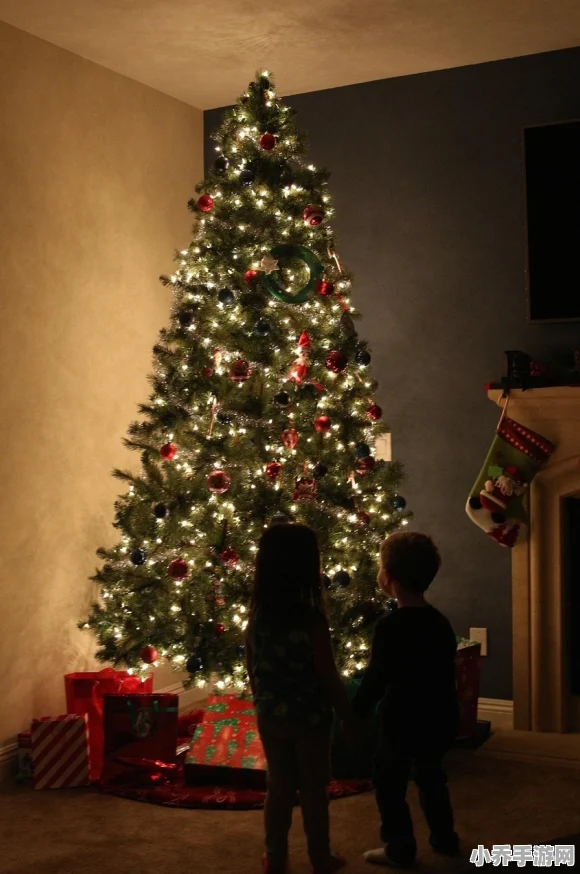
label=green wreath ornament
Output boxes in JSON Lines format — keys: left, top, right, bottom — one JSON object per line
{"left": 261, "top": 244, "right": 323, "bottom": 304}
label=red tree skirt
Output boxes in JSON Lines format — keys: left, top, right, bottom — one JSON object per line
{"left": 102, "top": 766, "right": 371, "bottom": 810}
{"left": 100, "top": 710, "right": 371, "bottom": 810}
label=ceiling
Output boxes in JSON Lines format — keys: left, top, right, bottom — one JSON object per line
{"left": 1, "top": 0, "right": 580, "bottom": 109}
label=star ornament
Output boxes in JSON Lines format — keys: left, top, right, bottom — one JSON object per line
{"left": 260, "top": 254, "right": 279, "bottom": 275}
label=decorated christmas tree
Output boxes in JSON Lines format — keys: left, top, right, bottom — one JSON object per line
{"left": 83, "top": 71, "right": 411, "bottom": 691}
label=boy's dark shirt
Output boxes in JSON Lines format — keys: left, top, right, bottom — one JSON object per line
{"left": 352, "top": 604, "right": 458, "bottom": 742}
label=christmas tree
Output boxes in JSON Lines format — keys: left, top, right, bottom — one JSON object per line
{"left": 83, "top": 71, "right": 411, "bottom": 691}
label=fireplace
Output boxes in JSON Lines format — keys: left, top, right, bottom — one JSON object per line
{"left": 564, "top": 497, "right": 580, "bottom": 697}
{"left": 488, "top": 388, "right": 580, "bottom": 733}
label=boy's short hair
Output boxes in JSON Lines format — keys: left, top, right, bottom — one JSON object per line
{"left": 380, "top": 532, "right": 441, "bottom": 594}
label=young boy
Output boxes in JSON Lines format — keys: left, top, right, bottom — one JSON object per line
{"left": 352, "top": 531, "right": 459, "bottom": 868}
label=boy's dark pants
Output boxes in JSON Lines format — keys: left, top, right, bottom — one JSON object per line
{"left": 373, "top": 733, "right": 456, "bottom": 862}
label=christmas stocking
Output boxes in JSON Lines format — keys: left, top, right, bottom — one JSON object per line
{"left": 466, "top": 415, "right": 555, "bottom": 547}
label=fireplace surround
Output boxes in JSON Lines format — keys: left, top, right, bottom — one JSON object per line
{"left": 488, "top": 388, "right": 580, "bottom": 733}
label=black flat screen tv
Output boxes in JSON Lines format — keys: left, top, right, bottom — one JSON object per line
{"left": 523, "top": 119, "right": 580, "bottom": 322}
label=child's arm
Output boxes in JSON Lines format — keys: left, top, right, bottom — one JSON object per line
{"left": 308, "top": 615, "right": 352, "bottom": 721}
{"left": 245, "top": 635, "right": 257, "bottom": 699}
{"left": 351, "top": 620, "right": 390, "bottom": 718}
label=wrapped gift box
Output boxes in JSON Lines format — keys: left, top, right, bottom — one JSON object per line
{"left": 65, "top": 667, "right": 153, "bottom": 782}
{"left": 102, "top": 692, "right": 178, "bottom": 787}
{"left": 31, "top": 714, "right": 89, "bottom": 789}
{"left": 455, "top": 637, "right": 482, "bottom": 740}
{"left": 16, "top": 730, "right": 33, "bottom": 782}
{"left": 185, "top": 695, "right": 266, "bottom": 789}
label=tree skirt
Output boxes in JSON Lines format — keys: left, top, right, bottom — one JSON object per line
{"left": 102, "top": 767, "right": 371, "bottom": 810}
{"left": 100, "top": 710, "right": 371, "bottom": 810}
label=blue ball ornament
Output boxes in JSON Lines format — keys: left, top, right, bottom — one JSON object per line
{"left": 392, "top": 495, "right": 407, "bottom": 511}
{"left": 130, "top": 548, "right": 147, "bottom": 566}
{"left": 255, "top": 318, "right": 271, "bottom": 336}
{"left": 218, "top": 288, "right": 235, "bottom": 307}
{"left": 240, "top": 168, "right": 255, "bottom": 186}
{"left": 214, "top": 155, "right": 229, "bottom": 174}
{"left": 334, "top": 570, "right": 351, "bottom": 588}
{"left": 355, "top": 349, "right": 371, "bottom": 367}
{"left": 186, "top": 655, "right": 204, "bottom": 674}
{"left": 355, "top": 443, "right": 370, "bottom": 458}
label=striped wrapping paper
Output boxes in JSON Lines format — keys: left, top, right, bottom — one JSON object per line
{"left": 31, "top": 714, "right": 90, "bottom": 789}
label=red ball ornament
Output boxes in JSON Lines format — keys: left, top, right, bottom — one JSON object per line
{"left": 326, "top": 350, "right": 348, "bottom": 374}
{"left": 215, "top": 622, "right": 226, "bottom": 637}
{"left": 140, "top": 645, "right": 158, "bottom": 664}
{"left": 207, "top": 469, "right": 231, "bottom": 494}
{"left": 229, "top": 359, "right": 251, "bottom": 382}
{"left": 356, "top": 456, "right": 376, "bottom": 476}
{"left": 314, "top": 415, "right": 331, "bottom": 434}
{"left": 367, "top": 403, "right": 383, "bottom": 421}
{"left": 168, "top": 558, "right": 189, "bottom": 580}
{"left": 197, "top": 194, "right": 214, "bottom": 213}
{"left": 202, "top": 366, "right": 213, "bottom": 377}
{"left": 220, "top": 547, "right": 239, "bottom": 566}
{"left": 303, "top": 204, "right": 325, "bottom": 226}
{"left": 244, "top": 269, "right": 259, "bottom": 285}
{"left": 160, "top": 442, "right": 177, "bottom": 461}
{"left": 259, "top": 132, "right": 276, "bottom": 150}
{"left": 316, "top": 280, "right": 334, "bottom": 297}
{"left": 266, "top": 461, "right": 282, "bottom": 479}
{"left": 282, "top": 428, "right": 299, "bottom": 450}
{"left": 357, "top": 511, "right": 371, "bottom": 525}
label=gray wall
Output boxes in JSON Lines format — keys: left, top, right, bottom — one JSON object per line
{"left": 205, "top": 48, "right": 580, "bottom": 700}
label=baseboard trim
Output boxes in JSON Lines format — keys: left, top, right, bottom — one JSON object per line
{"left": 478, "top": 698, "right": 514, "bottom": 730}
{"left": 0, "top": 741, "right": 17, "bottom": 765}
{"left": 0, "top": 741, "right": 17, "bottom": 783}
{"left": 156, "top": 680, "right": 207, "bottom": 713}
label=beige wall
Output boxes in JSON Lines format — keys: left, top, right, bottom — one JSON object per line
{"left": 0, "top": 22, "right": 203, "bottom": 757}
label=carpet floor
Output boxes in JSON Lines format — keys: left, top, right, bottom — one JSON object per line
{"left": 2, "top": 749, "right": 580, "bottom": 874}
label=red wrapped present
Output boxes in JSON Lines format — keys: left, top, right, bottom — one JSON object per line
{"left": 203, "top": 695, "right": 257, "bottom": 722}
{"left": 16, "top": 730, "right": 33, "bottom": 783}
{"left": 185, "top": 695, "right": 267, "bottom": 789}
{"left": 31, "top": 715, "right": 89, "bottom": 789}
{"left": 455, "top": 638, "right": 482, "bottom": 739}
{"left": 65, "top": 667, "right": 153, "bottom": 781}
{"left": 102, "top": 693, "right": 178, "bottom": 787}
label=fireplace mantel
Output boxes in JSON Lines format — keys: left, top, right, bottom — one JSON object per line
{"left": 488, "top": 387, "right": 580, "bottom": 732}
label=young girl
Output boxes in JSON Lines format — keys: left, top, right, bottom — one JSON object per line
{"left": 246, "top": 523, "right": 353, "bottom": 874}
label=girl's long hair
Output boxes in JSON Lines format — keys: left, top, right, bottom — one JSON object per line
{"left": 250, "top": 523, "right": 326, "bottom": 625}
